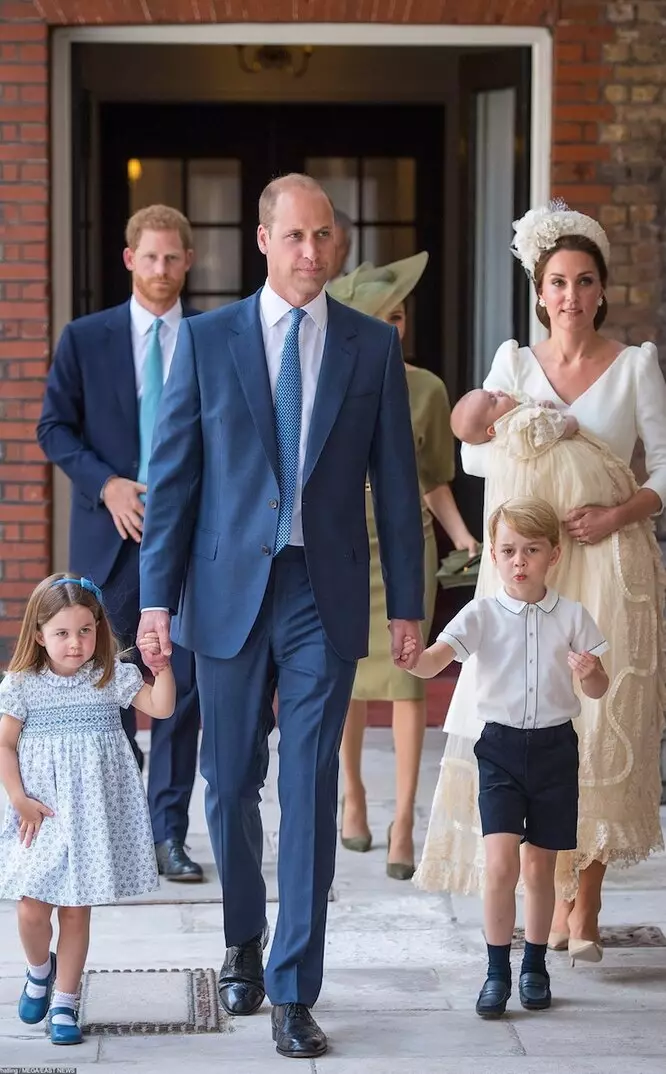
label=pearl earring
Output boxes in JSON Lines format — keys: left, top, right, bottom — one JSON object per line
{"left": 538, "top": 297, "right": 546, "bottom": 308}
{"left": 598, "top": 296, "right": 604, "bottom": 307}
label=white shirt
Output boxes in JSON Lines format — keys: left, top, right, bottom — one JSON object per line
{"left": 461, "top": 340, "right": 666, "bottom": 507}
{"left": 439, "top": 588, "right": 608, "bottom": 730}
{"left": 259, "top": 281, "right": 328, "bottom": 546}
{"left": 129, "top": 295, "right": 183, "bottom": 396}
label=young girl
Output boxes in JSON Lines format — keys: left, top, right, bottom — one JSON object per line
{"left": 0, "top": 573, "right": 175, "bottom": 1046}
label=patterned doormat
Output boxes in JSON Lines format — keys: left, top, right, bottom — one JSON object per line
{"left": 79, "top": 967, "right": 228, "bottom": 1035}
{"left": 512, "top": 925, "right": 666, "bottom": 949}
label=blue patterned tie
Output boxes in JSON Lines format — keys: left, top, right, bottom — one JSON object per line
{"left": 274, "top": 307, "right": 306, "bottom": 554}
{"left": 138, "top": 317, "right": 164, "bottom": 486}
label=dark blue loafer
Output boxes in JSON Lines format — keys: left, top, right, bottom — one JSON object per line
{"left": 475, "top": 976, "right": 511, "bottom": 1019}
{"left": 18, "top": 952, "right": 56, "bottom": 1024}
{"left": 519, "top": 970, "right": 551, "bottom": 1010}
{"left": 47, "top": 1006, "right": 83, "bottom": 1045}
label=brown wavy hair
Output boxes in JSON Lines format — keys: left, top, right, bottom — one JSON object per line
{"left": 7, "top": 574, "right": 117, "bottom": 687}
{"left": 533, "top": 234, "right": 609, "bottom": 331}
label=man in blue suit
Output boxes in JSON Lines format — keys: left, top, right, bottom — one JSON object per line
{"left": 137, "top": 175, "right": 424, "bottom": 1058}
{"left": 37, "top": 205, "right": 203, "bottom": 883}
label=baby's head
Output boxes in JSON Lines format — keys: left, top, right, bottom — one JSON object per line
{"left": 451, "top": 388, "right": 517, "bottom": 444}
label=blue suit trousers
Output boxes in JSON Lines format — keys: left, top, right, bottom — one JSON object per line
{"left": 196, "top": 547, "right": 357, "bottom": 1007}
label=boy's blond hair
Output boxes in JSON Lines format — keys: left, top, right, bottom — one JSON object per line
{"left": 125, "top": 205, "right": 193, "bottom": 252}
{"left": 488, "top": 496, "right": 560, "bottom": 548}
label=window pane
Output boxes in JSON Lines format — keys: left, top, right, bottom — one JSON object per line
{"left": 361, "top": 226, "right": 415, "bottom": 266}
{"left": 188, "top": 294, "right": 237, "bottom": 312}
{"left": 362, "top": 159, "right": 415, "bottom": 222}
{"left": 189, "top": 228, "right": 241, "bottom": 292}
{"left": 187, "top": 160, "right": 241, "bottom": 223}
{"left": 128, "top": 159, "right": 183, "bottom": 214}
{"left": 305, "top": 157, "right": 359, "bottom": 220}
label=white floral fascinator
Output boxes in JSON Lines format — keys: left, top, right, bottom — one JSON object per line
{"left": 511, "top": 199, "right": 611, "bottom": 280}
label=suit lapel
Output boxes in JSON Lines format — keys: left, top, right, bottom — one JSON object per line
{"left": 304, "top": 297, "right": 358, "bottom": 485}
{"left": 105, "top": 302, "right": 139, "bottom": 439}
{"left": 229, "top": 293, "right": 280, "bottom": 481}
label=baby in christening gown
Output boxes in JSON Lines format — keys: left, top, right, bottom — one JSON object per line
{"left": 414, "top": 388, "right": 666, "bottom": 899}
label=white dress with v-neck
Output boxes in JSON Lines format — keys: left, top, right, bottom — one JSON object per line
{"left": 414, "top": 340, "right": 666, "bottom": 900}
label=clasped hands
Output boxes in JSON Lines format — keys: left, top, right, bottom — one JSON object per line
{"left": 564, "top": 504, "right": 617, "bottom": 546}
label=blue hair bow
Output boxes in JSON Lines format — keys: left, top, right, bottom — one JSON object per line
{"left": 51, "top": 576, "right": 104, "bottom": 605}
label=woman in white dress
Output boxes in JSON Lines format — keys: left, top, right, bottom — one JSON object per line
{"left": 414, "top": 203, "right": 666, "bottom": 964}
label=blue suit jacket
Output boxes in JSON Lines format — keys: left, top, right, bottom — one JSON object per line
{"left": 37, "top": 300, "right": 200, "bottom": 586}
{"left": 139, "top": 291, "right": 425, "bottom": 662}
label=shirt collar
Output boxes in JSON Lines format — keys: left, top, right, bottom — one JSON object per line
{"left": 260, "top": 280, "right": 328, "bottom": 332}
{"left": 130, "top": 294, "right": 182, "bottom": 336}
{"left": 496, "top": 587, "right": 560, "bottom": 615}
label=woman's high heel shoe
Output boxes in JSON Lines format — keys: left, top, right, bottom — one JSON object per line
{"left": 568, "top": 937, "right": 603, "bottom": 967}
{"left": 386, "top": 822, "right": 415, "bottom": 881}
{"left": 340, "top": 796, "right": 372, "bottom": 853}
{"left": 547, "top": 931, "right": 570, "bottom": 952}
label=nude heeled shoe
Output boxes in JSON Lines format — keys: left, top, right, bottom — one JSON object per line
{"left": 568, "top": 937, "right": 603, "bottom": 966}
{"left": 547, "top": 931, "right": 570, "bottom": 952}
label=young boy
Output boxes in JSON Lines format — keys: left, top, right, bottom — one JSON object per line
{"left": 404, "top": 496, "right": 609, "bottom": 1018}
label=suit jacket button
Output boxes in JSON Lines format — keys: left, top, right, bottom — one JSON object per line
{"left": 269, "top": 499, "right": 278, "bottom": 509}
{"left": 261, "top": 545, "right": 272, "bottom": 556}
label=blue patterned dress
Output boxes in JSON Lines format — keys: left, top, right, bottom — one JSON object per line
{"left": 0, "top": 658, "right": 159, "bottom": 906}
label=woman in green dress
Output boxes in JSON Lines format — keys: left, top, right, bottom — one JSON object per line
{"left": 328, "top": 253, "right": 478, "bottom": 878}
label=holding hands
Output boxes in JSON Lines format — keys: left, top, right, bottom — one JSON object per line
{"left": 389, "top": 620, "right": 423, "bottom": 670}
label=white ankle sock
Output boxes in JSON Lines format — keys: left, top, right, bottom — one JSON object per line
{"left": 50, "top": 989, "right": 78, "bottom": 1025}
{"left": 24, "top": 955, "right": 52, "bottom": 999}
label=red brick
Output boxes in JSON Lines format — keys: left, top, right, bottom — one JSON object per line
{"left": 0, "top": 105, "right": 47, "bottom": 123}
{"left": 0, "top": 582, "right": 40, "bottom": 600}
{"left": 552, "top": 144, "right": 611, "bottom": 161}
{"left": 0, "top": 65, "right": 47, "bottom": 84}
{"left": 0, "top": 26, "right": 47, "bottom": 43}
{"left": 555, "top": 104, "right": 615, "bottom": 122}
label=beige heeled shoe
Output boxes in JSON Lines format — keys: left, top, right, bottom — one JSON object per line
{"left": 568, "top": 937, "right": 603, "bottom": 967}
{"left": 547, "top": 931, "right": 570, "bottom": 952}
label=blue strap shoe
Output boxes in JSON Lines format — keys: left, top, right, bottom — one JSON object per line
{"left": 519, "top": 970, "right": 552, "bottom": 1010}
{"left": 18, "top": 952, "right": 56, "bottom": 1024}
{"left": 475, "top": 976, "right": 511, "bottom": 1019}
{"left": 47, "top": 1005, "right": 83, "bottom": 1045}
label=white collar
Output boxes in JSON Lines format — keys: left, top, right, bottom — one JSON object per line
{"left": 495, "top": 587, "right": 560, "bottom": 615}
{"left": 260, "top": 280, "right": 328, "bottom": 332}
{"left": 130, "top": 294, "right": 182, "bottom": 336}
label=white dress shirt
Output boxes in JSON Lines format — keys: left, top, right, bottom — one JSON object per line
{"left": 259, "top": 281, "right": 328, "bottom": 546}
{"left": 439, "top": 588, "right": 608, "bottom": 730}
{"left": 129, "top": 295, "right": 183, "bottom": 395}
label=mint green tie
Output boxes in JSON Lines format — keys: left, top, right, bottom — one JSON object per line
{"left": 138, "top": 318, "right": 163, "bottom": 485}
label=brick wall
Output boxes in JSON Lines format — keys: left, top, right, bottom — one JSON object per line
{"left": 0, "top": 4, "right": 49, "bottom": 663}
{"left": 0, "top": 0, "right": 665, "bottom": 658}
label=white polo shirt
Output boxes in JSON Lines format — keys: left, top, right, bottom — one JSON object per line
{"left": 439, "top": 588, "right": 608, "bottom": 730}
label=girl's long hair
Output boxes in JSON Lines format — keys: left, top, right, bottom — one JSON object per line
{"left": 7, "top": 573, "right": 117, "bottom": 687}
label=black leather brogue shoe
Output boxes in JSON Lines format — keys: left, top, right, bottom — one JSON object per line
{"left": 271, "top": 1003, "right": 327, "bottom": 1058}
{"left": 155, "top": 839, "right": 204, "bottom": 882}
{"left": 218, "top": 926, "right": 268, "bottom": 1016}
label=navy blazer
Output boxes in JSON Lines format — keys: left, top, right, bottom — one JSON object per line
{"left": 37, "top": 300, "right": 200, "bottom": 586}
{"left": 139, "top": 291, "right": 425, "bottom": 662}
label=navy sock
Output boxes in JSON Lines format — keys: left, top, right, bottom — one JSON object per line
{"left": 521, "top": 941, "right": 548, "bottom": 976}
{"left": 486, "top": 943, "right": 512, "bottom": 984}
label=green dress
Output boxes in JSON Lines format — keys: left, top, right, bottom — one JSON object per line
{"left": 352, "top": 366, "right": 455, "bottom": 702}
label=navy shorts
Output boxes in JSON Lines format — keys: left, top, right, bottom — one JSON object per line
{"left": 474, "top": 721, "right": 579, "bottom": 851}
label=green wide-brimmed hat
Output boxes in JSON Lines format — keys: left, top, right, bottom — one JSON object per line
{"left": 327, "top": 251, "right": 429, "bottom": 321}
